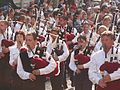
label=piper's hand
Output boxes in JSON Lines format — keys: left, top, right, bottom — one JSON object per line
{"left": 2, "top": 47, "right": 9, "bottom": 53}
{"left": 11, "top": 60, "right": 17, "bottom": 70}
{"left": 103, "top": 74, "right": 111, "bottom": 83}
{"left": 12, "top": 60, "right": 17, "bottom": 66}
{"left": 0, "top": 52, "right": 5, "bottom": 59}
{"left": 98, "top": 78, "right": 107, "bottom": 88}
{"left": 53, "top": 56, "right": 59, "bottom": 61}
{"left": 32, "top": 70, "right": 40, "bottom": 75}
{"left": 77, "top": 65, "right": 84, "bottom": 70}
{"left": 76, "top": 68, "right": 81, "bottom": 74}
{"left": 29, "top": 73, "right": 36, "bottom": 81}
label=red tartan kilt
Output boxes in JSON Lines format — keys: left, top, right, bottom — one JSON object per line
{"left": 32, "top": 57, "right": 60, "bottom": 77}
{"left": 96, "top": 79, "right": 120, "bottom": 90}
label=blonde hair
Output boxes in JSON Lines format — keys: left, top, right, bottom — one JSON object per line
{"left": 101, "top": 31, "right": 114, "bottom": 40}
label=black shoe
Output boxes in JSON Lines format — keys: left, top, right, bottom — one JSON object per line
{"left": 64, "top": 84, "right": 68, "bottom": 89}
{"left": 71, "top": 82, "right": 75, "bottom": 87}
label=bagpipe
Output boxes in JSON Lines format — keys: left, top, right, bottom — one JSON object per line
{"left": 100, "top": 46, "right": 120, "bottom": 74}
{"left": 65, "top": 33, "right": 75, "bottom": 51}
{"left": 100, "top": 61, "right": 120, "bottom": 74}
{"left": 73, "top": 28, "right": 95, "bottom": 66}
{"left": 74, "top": 46, "right": 91, "bottom": 66}
{"left": 31, "top": 56, "right": 60, "bottom": 77}
{"left": 97, "top": 47, "right": 120, "bottom": 90}
{"left": 65, "top": 25, "right": 76, "bottom": 50}
{"left": 74, "top": 52, "right": 90, "bottom": 66}
{"left": 65, "top": 33, "right": 74, "bottom": 41}
{"left": 1, "top": 39, "right": 14, "bottom": 48}
{"left": 20, "top": 46, "right": 60, "bottom": 77}
{"left": 37, "top": 35, "right": 45, "bottom": 43}
{"left": 97, "top": 62, "right": 120, "bottom": 90}
{"left": 109, "top": 12, "right": 117, "bottom": 32}
{"left": 51, "top": 37, "right": 64, "bottom": 57}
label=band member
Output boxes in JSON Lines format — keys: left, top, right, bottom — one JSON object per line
{"left": 72, "top": 20, "right": 98, "bottom": 47}
{"left": 0, "top": 30, "right": 26, "bottom": 90}
{"left": 93, "top": 25, "right": 108, "bottom": 52}
{"left": 46, "top": 28, "right": 69, "bottom": 90}
{"left": 2, "top": 30, "right": 25, "bottom": 67}
{"left": 8, "top": 8, "right": 15, "bottom": 21}
{"left": 89, "top": 31, "right": 120, "bottom": 90}
{"left": 13, "top": 15, "right": 27, "bottom": 32}
{"left": 98, "top": 3, "right": 110, "bottom": 23}
{"left": 16, "top": 32, "right": 57, "bottom": 90}
{"left": 69, "top": 35, "right": 92, "bottom": 90}
{"left": 102, "top": 15, "right": 112, "bottom": 29}
{"left": 9, "top": 30, "right": 25, "bottom": 68}
{"left": 0, "top": 20, "right": 12, "bottom": 59}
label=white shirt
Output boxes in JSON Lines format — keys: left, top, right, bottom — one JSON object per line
{"left": 9, "top": 43, "right": 19, "bottom": 66}
{"left": 72, "top": 30, "right": 98, "bottom": 46}
{"left": 17, "top": 46, "right": 57, "bottom": 80}
{"left": 9, "top": 42, "right": 25, "bottom": 66}
{"left": 93, "top": 40, "right": 102, "bottom": 53}
{"left": 0, "top": 28, "right": 12, "bottom": 52}
{"left": 69, "top": 50, "right": 92, "bottom": 72}
{"left": 89, "top": 47, "right": 120, "bottom": 84}
{"left": 46, "top": 36, "right": 69, "bottom": 62}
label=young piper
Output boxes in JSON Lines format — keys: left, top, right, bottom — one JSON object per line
{"left": 69, "top": 35, "right": 92, "bottom": 90}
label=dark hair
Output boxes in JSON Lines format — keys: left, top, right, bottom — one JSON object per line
{"left": 14, "top": 30, "right": 25, "bottom": 41}
{"left": 77, "top": 35, "right": 87, "bottom": 41}
{"left": 31, "top": 15, "right": 36, "bottom": 19}
{"left": 18, "top": 15, "right": 26, "bottom": 21}
{"left": 26, "top": 32, "right": 37, "bottom": 40}
{"left": 60, "top": 15, "right": 68, "bottom": 21}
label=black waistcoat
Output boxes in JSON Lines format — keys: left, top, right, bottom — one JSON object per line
{"left": 20, "top": 46, "right": 45, "bottom": 73}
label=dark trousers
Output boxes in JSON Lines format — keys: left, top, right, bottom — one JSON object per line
{"left": 0, "top": 56, "right": 46, "bottom": 90}
{"left": 50, "top": 63, "right": 64, "bottom": 90}
{"left": 74, "top": 69, "right": 92, "bottom": 90}
{"left": 63, "top": 54, "right": 74, "bottom": 88}
{"left": 19, "top": 76, "right": 46, "bottom": 90}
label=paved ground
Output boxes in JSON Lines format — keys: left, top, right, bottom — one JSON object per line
{"left": 45, "top": 77, "right": 75, "bottom": 90}
{"left": 45, "top": 77, "right": 95, "bottom": 90}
